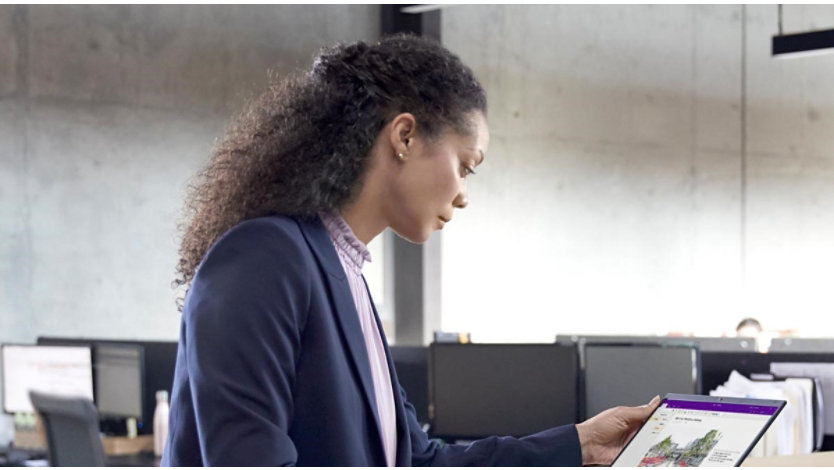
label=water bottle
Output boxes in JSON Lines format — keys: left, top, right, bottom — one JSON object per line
{"left": 153, "top": 390, "right": 169, "bottom": 457}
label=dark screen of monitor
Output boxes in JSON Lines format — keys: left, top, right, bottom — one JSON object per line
{"left": 430, "top": 343, "right": 578, "bottom": 439}
{"left": 95, "top": 344, "right": 143, "bottom": 418}
{"left": 583, "top": 344, "right": 699, "bottom": 418}
{"left": 390, "top": 345, "right": 429, "bottom": 425}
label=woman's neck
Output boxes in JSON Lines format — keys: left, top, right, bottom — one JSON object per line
{"left": 338, "top": 142, "right": 392, "bottom": 246}
{"left": 339, "top": 195, "right": 387, "bottom": 246}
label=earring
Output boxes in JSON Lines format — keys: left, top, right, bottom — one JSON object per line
{"left": 397, "top": 152, "right": 407, "bottom": 161}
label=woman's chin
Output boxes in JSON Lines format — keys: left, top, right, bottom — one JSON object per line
{"left": 391, "top": 226, "right": 433, "bottom": 245}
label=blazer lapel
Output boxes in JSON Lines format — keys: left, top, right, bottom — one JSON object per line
{"left": 294, "top": 216, "right": 384, "bottom": 453}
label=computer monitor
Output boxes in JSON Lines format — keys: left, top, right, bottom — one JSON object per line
{"left": 769, "top": 338, "right": 834, "bottom": 353}
{"left": 557, "top": 334, "right": 662, "bottom": 344}
{"left": 37, "top": 337, "right": 177, "bottom": 435}
{"left": 686, "top": 337, "right": 755, "bottom": 352}
{"left": 430, "top": 343, "right": 578, "bottom": 439}
{"left": 389, "top": 345, "right": 429, "bottom": 425}
{"left": 557, "top": 335, "right": 754, "bottom": 352}
{"left": 583, "top": 343, "right": 700, "bottom": 419}
{"left": 1, "top": 344, "right": 94, "bottom": 414}
{"left": 95, "top": 344, "right": 144, "bottom": 419}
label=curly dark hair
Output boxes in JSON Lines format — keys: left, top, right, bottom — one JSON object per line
{"left": 174, "top": 34, "right": 487, "bottom": 300}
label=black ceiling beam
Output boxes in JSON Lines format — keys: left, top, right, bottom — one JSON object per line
{"left": 773, "top": 28, "right": 834, "bottom": 59}
{"left": 381, "top": 5, "right": 440, "bottom": 41}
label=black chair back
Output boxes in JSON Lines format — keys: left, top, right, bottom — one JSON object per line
{"left": 29, "top": 391, "right": 106, "bottom": 467}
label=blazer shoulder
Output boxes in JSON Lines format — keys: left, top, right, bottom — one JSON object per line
{"left": 192, "top": 215, "right": 317, "bottom": 295}
{"left": 220, "top": 214, "right": 306, "bottom": 245}
{"left": 185, "top": 215, "right": 317, "bottom": 333}
{"left": 201, "top": 215, "right": 313, "bottom": 263}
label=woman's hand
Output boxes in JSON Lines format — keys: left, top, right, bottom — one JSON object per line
{"left": 575, "top": 395, "right": 661, "bottom": 466}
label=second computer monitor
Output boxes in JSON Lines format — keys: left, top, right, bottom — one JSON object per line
{"left": 430, "top": 343, "right": 578, "bottom": 439}
{"left": 583, "top": 343, "right": 700, "bottom": 418}
{"left": 95, "top": 343, "right": 144, "bottom": 419}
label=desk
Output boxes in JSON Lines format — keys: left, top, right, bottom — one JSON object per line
{"left": 742, "top": 451, "right": 834, "bottom": 467}
{"left": 0, "top": 447, "right": 44, "bottom": 467}
{"left": 106, "top": 452, "right": 160, "bottom": 467}
{"left": 1, "top": 450, "right": 159, "bottom": 467}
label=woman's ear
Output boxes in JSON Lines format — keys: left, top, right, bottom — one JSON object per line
{"left": 388, "top": 113, "right": 417, "bottom": 156}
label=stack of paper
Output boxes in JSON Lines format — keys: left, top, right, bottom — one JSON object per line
{"left": 771, "top": 362, "right": 833, "bottom": 450}
{"left": 770, "top": 363, "right": 834, "bottom": 434}
{"left": 710, "top": 370, "right": 814, "bottom": 456}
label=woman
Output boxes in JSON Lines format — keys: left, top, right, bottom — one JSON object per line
{"left": 163, "top": 34, "right": 658, "bottom": 466}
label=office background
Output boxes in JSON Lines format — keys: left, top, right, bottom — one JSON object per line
{"left": 2, "top": 3, "right": 834, "bottom": 444}
{"left": 441, "top": 5, "right": 834, "bottom": 341}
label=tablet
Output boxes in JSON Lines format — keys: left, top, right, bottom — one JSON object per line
{"left": 612, "top": 393, "right": 785, "bottom": 467}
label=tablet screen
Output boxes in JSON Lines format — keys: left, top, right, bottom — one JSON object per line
{"left": 613, "top": 395, "right": 783, "bottom": 467}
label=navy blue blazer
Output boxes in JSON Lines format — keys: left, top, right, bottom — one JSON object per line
{"left": 161, "top": 215, "right": 582, "bottom": 466}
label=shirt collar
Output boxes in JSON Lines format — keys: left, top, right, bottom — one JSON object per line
{"left": 319, "top": 209, "right": 372, "bottom": 272}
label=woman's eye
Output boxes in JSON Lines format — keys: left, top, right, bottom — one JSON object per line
{"left": 462, "top": 166, "right": 476, "bottom": 177}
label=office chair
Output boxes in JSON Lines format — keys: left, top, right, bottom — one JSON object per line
{"left": 29, "top": 391, "right": 106, "bottom": 467}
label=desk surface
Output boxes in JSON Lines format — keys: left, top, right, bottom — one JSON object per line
{"left": 0, "top": 451, "right": 159, "bottom": 467}
{"left": 742, "top": 451, "right": 834, "bottom": 467}
{"left": 106, "top": 452, "right": 160, "bottom": 467}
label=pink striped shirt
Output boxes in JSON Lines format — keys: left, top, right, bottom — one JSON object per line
{"left": 319, "top": 211, "right": 397, "bottom": 466}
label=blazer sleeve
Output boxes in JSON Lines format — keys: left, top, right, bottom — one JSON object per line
{"left": 402, "top": 386, "right": 583, "bottom": 467}
{"left": 183, "top": 219, "right": 310, "bottom": 466}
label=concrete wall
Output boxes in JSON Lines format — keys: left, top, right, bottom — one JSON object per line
{"left": 0, "top": 5, "right": 380, "bottom": 346}
{"left": 0, "top": 5, "right": 379, "bottom": 443}
{"left": 3, "top": 2, "right": 833, "bottom": 410}
{"left": 441, "top": 5, "right": 834, "bottom": 341}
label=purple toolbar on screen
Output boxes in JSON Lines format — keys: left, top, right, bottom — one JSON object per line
{"left": 664, "top": 399, "right": 778, "bottom": 416}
